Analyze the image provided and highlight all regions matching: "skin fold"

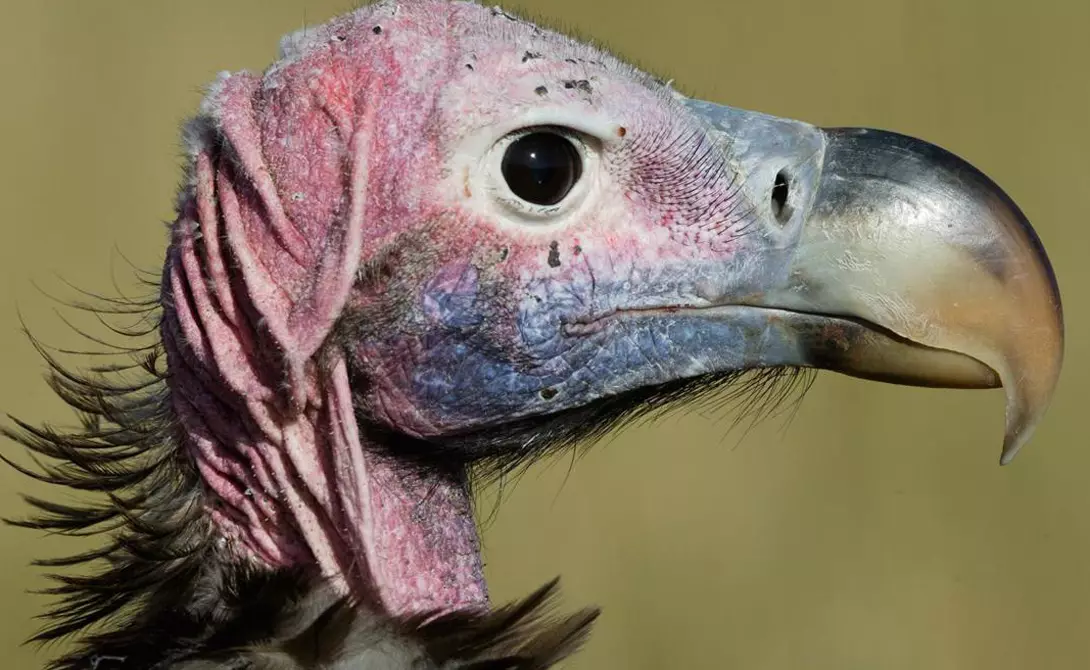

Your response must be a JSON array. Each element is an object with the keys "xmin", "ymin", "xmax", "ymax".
[{"xmin": 2, "ymin": 1, "xmax": 1063, "ymax": 668}]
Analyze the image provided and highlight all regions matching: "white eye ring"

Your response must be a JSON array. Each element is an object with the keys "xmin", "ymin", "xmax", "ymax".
[{"xmin": 484, "ymin": 126, "xmax": 599, "ymax": 224}]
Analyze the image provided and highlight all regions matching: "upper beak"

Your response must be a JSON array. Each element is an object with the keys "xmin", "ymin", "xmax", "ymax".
[{"xmin": 686, "ymin": 99, "xmax": 1064, "ymax": 464}]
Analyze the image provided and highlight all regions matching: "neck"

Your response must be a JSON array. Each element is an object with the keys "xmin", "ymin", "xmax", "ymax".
[
  {"xmin": 168, "ymin": 337, "xmax": 489, "ymax": 615},
  {"xmin": 3, "ymin": 306, "xmax": 484, "ymax": 670},
  {"xmin": 4, "ymin": 306, "xmax": 599, "ymax": 670},
  {"xmin": 160, "ymin": 121, "xmax": 489, "ymax": 616}
]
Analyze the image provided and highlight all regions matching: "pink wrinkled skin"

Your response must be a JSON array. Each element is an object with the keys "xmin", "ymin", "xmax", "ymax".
[
  {"xmin": 162, "ymin": 0, "xmax": 747, "ymax": 617},
  {"xmin": 166, "ymin": 0, "xmax": 490, "ymax": 615}
]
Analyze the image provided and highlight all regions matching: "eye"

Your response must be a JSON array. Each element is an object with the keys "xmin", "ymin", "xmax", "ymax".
[{"xmin": 500, "ymin": 131, "xmax": 583, "ymax": 206}]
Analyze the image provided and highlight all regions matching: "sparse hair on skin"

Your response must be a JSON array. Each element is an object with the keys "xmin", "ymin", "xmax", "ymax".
[
  {"xmin": 2, "ymin": 267, "xmax": 813, "ymax": 669},
  {"xmin": 1, "ymin": 1, "xmax": 821, "ymax": 667},
  {"xmin": 2, "ymin": 280, "xmax": 603, "ymax": 668}
]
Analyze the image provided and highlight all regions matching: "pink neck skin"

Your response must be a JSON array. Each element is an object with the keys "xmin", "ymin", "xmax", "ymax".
[
  {"xmin": 161, "ymin": 1, "xmax": 492, "ymax": 616},
  {"xmin": 165, "ymin": 149, "xmax": 488, "ymax": 617}
]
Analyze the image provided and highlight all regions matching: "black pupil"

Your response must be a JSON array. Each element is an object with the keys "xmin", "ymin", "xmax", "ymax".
[{"xmin": 501, "ymin": 131, "xmax": 582, "ymax": 206}]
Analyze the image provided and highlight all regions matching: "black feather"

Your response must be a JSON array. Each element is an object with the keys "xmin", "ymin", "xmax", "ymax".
[
  {"xmin": 3, "ymin": 278, "xmax": 814, "ymax": 667},
  {"xmin": 2, "ymin": 280, "xmax": 605, "ymax": 669}
]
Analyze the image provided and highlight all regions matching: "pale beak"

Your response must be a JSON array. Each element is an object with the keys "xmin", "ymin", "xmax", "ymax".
[{"xmin": 687, "ymin": 100, "xmax": 1064, "ymax": 463}]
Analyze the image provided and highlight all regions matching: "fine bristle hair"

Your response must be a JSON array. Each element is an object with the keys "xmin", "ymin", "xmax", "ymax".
[
  {"xmin": 1, "ymin": 275, "xmax": 602, "ymax": 670},
  {"xmin": 0, "ymin": 275, "xmax": 231, "ymax": 669},
  {"xmin": 1, "ymin": 6, "xmax": 814, "ymax": 665},
  {"xmin": 3, "ymin": 268, "xmax": 815, "ymax": 668},
  {"xmin": 475, "ymin": 1, "xmax": 689, "ymax": 97},
  {"xmin": 360, "ymin": 366, "xmax": 816, "ymax": 491}
]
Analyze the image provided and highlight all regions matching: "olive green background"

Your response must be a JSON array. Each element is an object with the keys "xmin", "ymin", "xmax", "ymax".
[{"xmin": 1, "ymin": 1, "xmax": 1086, "ymax": 668}]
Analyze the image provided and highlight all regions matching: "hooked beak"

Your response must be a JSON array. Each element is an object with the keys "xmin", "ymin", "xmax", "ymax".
[{"xmin": 686, "ymin": 100, "xmax": 1064, "ymax": 464}]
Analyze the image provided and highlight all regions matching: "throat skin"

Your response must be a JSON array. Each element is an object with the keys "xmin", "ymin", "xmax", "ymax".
[
  {"xmin": 163, "ymin": 81, "xmax": 489, "ymax": 616},
  {"xmin": 171, "ymin": 339, "xmax": 490, "ymax": 616},
  {"xmin": 332, "ymin": 442, "xmax": 489, "ymax": 615}
]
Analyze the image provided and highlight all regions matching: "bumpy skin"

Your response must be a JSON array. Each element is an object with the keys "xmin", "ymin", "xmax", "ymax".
[
  {"xmin": 6, "ymin": 0, "xmax": 1062, "ymax": 668},
  {"xmin": 181, "ymin": 0, "xmax": 776, "ymax": 439},
  {"xmin": 339, "ymin": 9, "xmax": 769, "ymax": 436},
  {"xmin": 165, "ymin": 0, "xmax": 782, "ymax": 623}
]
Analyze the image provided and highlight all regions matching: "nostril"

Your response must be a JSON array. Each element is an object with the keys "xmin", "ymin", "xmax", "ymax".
[{"xmin": 771, "ymin": 170, "xmax": 792, "ymax": 224}]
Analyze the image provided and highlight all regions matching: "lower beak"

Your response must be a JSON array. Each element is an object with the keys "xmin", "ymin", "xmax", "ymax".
[{"xmin": 687, "ymin": 101, "xmax": 1064, "ymax": 463}]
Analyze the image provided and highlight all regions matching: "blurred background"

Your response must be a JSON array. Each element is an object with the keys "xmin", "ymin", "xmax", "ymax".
[{"xmin": 1, "ymin": 1, "xmax": 1086, "ymax": 668}]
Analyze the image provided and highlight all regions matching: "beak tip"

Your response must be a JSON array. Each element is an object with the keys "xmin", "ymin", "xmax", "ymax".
[
  {"xmin": 997, "ymin": 343, "xmax": 1063, "ymax": 467},
  {"xmin": 1001, "ymin": 418, "xmax": 1027, "ymax": 465},
  {"xmin": 998, "ymin": 405, "xmax": 1037, "ymax": 466}
]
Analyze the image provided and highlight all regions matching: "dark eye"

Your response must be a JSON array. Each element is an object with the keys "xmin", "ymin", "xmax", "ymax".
[{"xmin": 501, "ymin": 131, "xmax": 583, "ymax": 206}]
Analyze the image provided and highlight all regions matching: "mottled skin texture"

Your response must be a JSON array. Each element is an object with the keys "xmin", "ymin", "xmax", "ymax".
[
  {"xmin": 168, "ymin": 0, "xmax": 785, "ymax": 621},
  {"xmin": 6, "ymin": 0, "xmax": 1061, "ymax": 668}
]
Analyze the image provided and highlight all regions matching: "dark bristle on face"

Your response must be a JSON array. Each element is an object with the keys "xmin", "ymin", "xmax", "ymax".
[
  {"xmin": 359, "ymin": 367, "xmax": 816, "ymax": 487},
  {"xmin": 2, "ymin": 0, "xmax": 1067, "ymax": 668},
  {"xmin": 1, "ymin": 288, "xmax": 608, "ymax": 669}
]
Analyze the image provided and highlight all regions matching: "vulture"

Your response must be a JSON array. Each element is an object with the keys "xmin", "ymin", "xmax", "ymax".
[{"xmin": 4, "ymin": 1, "xmax": 1065, "ymax": 668}]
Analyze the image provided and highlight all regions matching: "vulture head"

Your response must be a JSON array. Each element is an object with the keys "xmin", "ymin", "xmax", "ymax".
[{"xmin": 6, "ymin": 1, "xmax": 1064, "ymax": 668}]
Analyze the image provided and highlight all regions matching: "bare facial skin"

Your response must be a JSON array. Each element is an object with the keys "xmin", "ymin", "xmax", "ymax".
[{"xmin": 5, "ymin": 2, "xmax": 1064, "ymax": 668}]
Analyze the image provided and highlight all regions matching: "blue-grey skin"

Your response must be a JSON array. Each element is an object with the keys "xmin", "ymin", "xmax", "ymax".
[{"xmin": 364, "ymin": 99, "xmax": 1063, "ymax": 464}]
